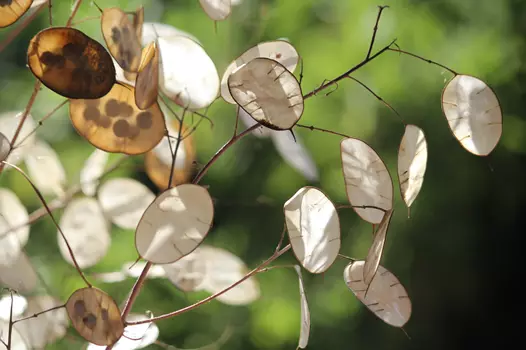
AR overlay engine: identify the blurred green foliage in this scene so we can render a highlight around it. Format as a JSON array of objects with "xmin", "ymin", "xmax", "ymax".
[{"xmin": 1, "ymin": 0, "xmax": 525, "ymax": 349}]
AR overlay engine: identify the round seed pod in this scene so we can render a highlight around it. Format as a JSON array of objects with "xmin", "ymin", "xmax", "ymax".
[
  {"xmin": 135, "ymin": 42, "xmax": 159, "ymax": 110},
  {"xmin": 69, "ymin": 83, "xmax": 165, "ymax": 155},
  {"xmin": 0, "ymin": 0, "xmax": 32, "ymax": 28},
  {"xmin": 66, "ymin": 287, "xmax": 124, "ymax": 346},
  {"xmin": 101, "ymin": 7, "xmax": 142, "ymax": 73},
  {"xmin": 27, "ymin": 27, "xmax": 116, "ymax": 99}
]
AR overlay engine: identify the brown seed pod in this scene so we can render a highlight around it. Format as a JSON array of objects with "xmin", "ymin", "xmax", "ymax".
[
  {"xmin": 135, "ymin": 42, "xmax": 159, "ymax": 110},
  {"xmin": 27, "ymin": 27, "xmax": 116, "ymax": 99},
  {"xmin": 101, "ymin": 7, "xmax": 142, "ymax": 73},
  {"xmin": 69, "ymin": 83, "xmax": 165, "ymax": 155},
  {"xmin": 65, "ymin": 287, "xmax": 124, "ymax": 346},
  {"xmin": 0, "ymin": 0, "xmax": 32, "ymax": 28},
  {"xmin": 132, "ymin": 5, "xmax": 144, "ymax": 42},
  {"xmin": 145, "ymin": 121, "xmax": 195, "ymax": 189}
]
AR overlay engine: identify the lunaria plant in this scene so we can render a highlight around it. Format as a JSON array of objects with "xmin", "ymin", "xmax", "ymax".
[{"xmin": 0, "ymin": 1, "xmax": 504, "ymax": 349}]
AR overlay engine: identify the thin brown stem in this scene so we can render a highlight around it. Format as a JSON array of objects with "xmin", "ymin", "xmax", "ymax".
[
  {"xmin": 69, "ymin": 15, "xmax": 101, "ymax": 26},
  {"xmin": 366, "ymin": 6, "xmax": 389, "ymax": 59},
  {"xmin": 336, "ymin": 204, "xmax": 388, "ymax": 213},
  {"xmin": 2, "ymin": 161, "xmax": 92, "ymax": 287},
  {"xmin": 167, "ymin": 115, "xmax": 185, "ymax": 188},
  {"xmin": 347, "ymin": 76, "xmax": 405, "ymax": 124},
  {"xmin": 65, "ymin": 0, "xmax": 83, "ymax": 27},
  {"xmin": 12, "ymin": 304, "xmax": 65, "ymax": 325},
  {"xmin": 119, "ymin": 262, "xmax": 151, "ymax": 321},
  {"xmin": 48, "ymin": 0, "xmax": 53, "ymax": 26},
  {"xmin": 303, "ymin": 39, "xmax": 397, "ymax": 100},
  {"xmin": 296, "ymin": 124, "xmax": 351, "ymax": 139},
  {"xmin": 126, "ymin": 244, "xmax": 292, "ymax": 326},
  {"xmin": 387, "ymin": 48, "xmax": 457, "ymax": 75}
]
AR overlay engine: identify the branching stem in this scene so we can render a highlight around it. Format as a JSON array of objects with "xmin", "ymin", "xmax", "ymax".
[{"xmin": 388, "ymin": 48, "xmax": 457, "ymax": 75}]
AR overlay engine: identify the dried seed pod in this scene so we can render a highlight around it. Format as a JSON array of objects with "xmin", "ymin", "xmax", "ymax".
[
  {"xmin": 228, "ymin": 57, "xmax": 304, "ymax": 130},
  {"xmin": 199, "ymin": 0, "xmax": 232, "ymax": 21},
  {"xmin": 0, "ymin": 0, "xmax": 32, "ymax": 28},
  {"xmin": 66, "ymin": 287, "xmax": 124, "ymax": 346},
  {"xmin": 135, "ymin": 42, "xmax": 159, "ymax": 110},
  {"xmin": 27, "ymin": 27, "xmax": 116, "ymax": 99},
  {"xmin": 101, "ymin": 7, "xmax": 142, "ymax": 73},
  {"xmin": 132, "ymin": 6, "xmax": 144, "ymax": 41},
  {"xmin": 69, "ymin": 83, "xmax": 165, "ymax": 155}
]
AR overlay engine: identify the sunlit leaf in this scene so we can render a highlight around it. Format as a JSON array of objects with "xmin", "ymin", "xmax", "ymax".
[
  {"xmin": 284, "ymin": 187, "xmax": 340, "ymax": 274},
  {"xmin": 0, "ymin": 0, "xmax": 32, "ymax": 28},
  {"xmin": 0, "ymin": 252, "xmax": 38, "ymax": 293},
  {"xmin": 397, "ymin": 125, "xmax": 427, "ymax": 209},
  {"xmin": 24, "ymin": 139, "xmax": 66, "ymax": 196},
  {"xmin": 442, "ymin": 74, "xmax": 502, "ymax": 156},
  {"xmin": 228, "ymin": 58, "xmax": 303, "ymax": 130},
  {"xmin": 0, "ymin": 111, "xmax": 37, "ymax": 166},
  {"xmin": 340, "ymin": 138, "xmax": 393, "ymax": 224},
  {"xmin": 80, "ymin": 149, "xmax": 109, "ymax": 197},
  {"xmin": 221, "ymin": 40, "xmax": 299, "ymax": 104},
  {"xmin": 199, "ymin": 245, "xmax": 260, "ymax": 305},
  {"xmin": 294, "ymin": 266, "xmax": 310, "ymax": 349},
  {"xmin": 0, "ymin": 188, "xmax": 30, "ymax": 265},
  {"xmin": 363, "ymin": 209, "xmax": 393, "ymax": 285},
  {"xmin": 57, "ymin": 197, "xmax": 110, "ymax": 268},
  {"xmin": 98, "ymin": 178, "xmax": 155, "ymax": 230},
  {"xmin": 157, "ymin": 35, "xmax": 219, "ymax": 110},
  {"xmin": 162, "ymin": 249, "xmax": 207, "ymax": 292},
  {"xmin": 135, "ymin": 184, "xmax": 214, "ymax": 264},
  {"xmin": 344, "ymin": 261, "xmax": 411, "ymax": 327},
  {"xmin": 27, "ymin": 27, "xmax": 116, "ymax": 99},
  {"xmin": 66, "ymin": 287, "xmax": 124, "ymax": 346},
  {"xmin": 14, "ymin": 295, "xmax": 68, "ymax": 349},
  {"xmin": 199, "ymin": 0, "xmax": 231, "ymax": 21},
  {"xmin": 271, "ymin": 130, "xmax": 319, "ymax": 181},
  {"xmin": 135, "ymin": 42, "xmax": 159, "ymax": 110},
  {"xmin": 0, "ymin": 294, "xmax": 27, "ymax": 320},
  {"xmin": 69, "ymin": 82, "xmax": 165, "ymax": 155}
]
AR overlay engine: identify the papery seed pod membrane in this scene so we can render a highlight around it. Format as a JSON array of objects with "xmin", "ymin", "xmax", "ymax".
[
  {"xmin": 228, "ymin": 57, "xmax": 304, "ymax": 130},
  {"xmin": 221, "ymin": 40, "xmax": 300, "ymax": 104},
  {"xmin": 80, "ymin": 149, "xmax": 109, "ymax": 197},
  {"xmin": 0, "ymin": 111, "xmax": 37, "ymax": 166},
  {"xmin": 294, "ymin": 266, "xmax": 310, "ymax": 349},
  {"xmin": 363, "ymin": 209, "xmax": 393, "ymax": 285},
  {"xmin": 142, "ymin": 22, "xmax": 200, "ymax": 46},
  {"xmin": 0, "ymin": 188, "xmax": 30, "ymax": 265},
  {"xmin": 397, "ymin": 125, "xmax": 427, "ymax": 209},
  {"xmin": 135, "ymin": 42, "xmax": 159, "ymax": 110},
  {"xmin": 69, "ymin": 83, "xmax": 165, "ymax": 155},
  {"xmin": 199, "ymin": 0, "xmax": 232, "ymax": 21},
  {"xmin": 27, "ymin": 27, "xmax": 116, "ymax": 99},
  {"xmin": 441, "ymin": 74, "xmax": 502, "ymax": 156},
  {"xmin": 0, "ymin": 252, "xmax": 38, "ymax": 293},
  {"xmin": 0, "ymin": 0, "xmax": 32, "ymax": 28},
  {"xmin": 24, "ymin": 139, "xmax": 66, "ymax": 196}
]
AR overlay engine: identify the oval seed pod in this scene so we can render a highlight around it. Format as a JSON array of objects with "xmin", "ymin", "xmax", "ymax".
[
  {"xmin": 0, "ymin": 132, "xmax": 10, "ymax": 162},
  {"xmin": 80, "ymin": 149, "xmax": 109, "ymax": 197},
  {"xmin": 199, "ymin": 0, "xmax": 231, "ymax": 21},
  {"xmin": 228, "ymin": 57, "xmax": 304, "ymax": 130},
  {"xmin": 69, "ymin": 83, "xmax": 165, "ymax": 155},
  {"xmin": 0, "ymin": 0, "xmax": 32, "ymax": 28},
  {"xmin": 135, "ymin": 42, "xmax": 159, "ymax": 110},
  {"xmin": 144, "ymin": 120, "xmax": 195, "ymax": 189},
  {"xmin": 27, "ymin": 27, "xmax": 116, "ymax": 99},
  {"xmin": 0, "ymin": 188, "xmax": 30, "ymax": 266},
  {"xmin": 132, "ymin": 6, "xmax": 144, "ymax": 41},
  {"xmin": 344, "ymin": 261, "xmax": 411, "ymax": 327},
  {"xmin": 162, "ymin": 249, "xmax": 207, "ymax": 292},
  {"xmin": 66, "ymin": 287, "xmax": 124, "ymax": 346},
  {"xmin": 142, "ymin": 22, "xmax": 200, "ymax": 46},
  {"xmin": 101, "ymin": 7, "xmax": 142, "ymax": 73},
  {"xmin": 0, "ymin": 252, "xmax": 37, "ymax": 293},
  {"xmin": 441, "ymin": 74, "xmax": 502, "ymax": 156},
  {"xmin": 340, "ymin": 138, "xmax": 393, "ymax": 224},
  {"xmin": 363, "ymin": 209, "xmax": 393, "ymax": 285},
  {"xmin": 135, "ymin": 184, "xmax": 214, "ymax": 264},
  {"xmin": 397, "ymin": 125, "xmax": 427, "ymax": 210},
  {"xmin": 284, "ymin": 187, "xmax": 340, "ymax": 274},
  {"xmin": 221, "ymin": 40, "xmax": 300, "ymax": 104}
]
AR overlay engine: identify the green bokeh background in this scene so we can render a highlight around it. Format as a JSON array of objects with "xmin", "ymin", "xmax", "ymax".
[{"xmin": 1, "ymin": 0, "xmax": 525, "ymax": 349}]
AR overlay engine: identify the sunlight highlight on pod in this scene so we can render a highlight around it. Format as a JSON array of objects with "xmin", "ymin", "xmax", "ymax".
[
  {"xmin": 141, "ymin": 22, "xmax": 200, "ymax": 46},
  {"xmin": 441, "ymin": 74, "xmax": 502, "ymax": 156},
  {"xmin": 341, "ymin": 138, "xmax": 393, "ymax": 224},
  {"xmin": 0, "ymin": 0, "xmax": 32, "ymax": 28},
  {"xmin": 144, "ymin": 120, "xmax": 196, "ymax": 189},
  {"xmin": 57, "ymin": 197, "xmax": 110, "ymax": 269},
  {"xmin": 364, "ymin": 209, "xmax": 393, "ymax": 285},
  {"xmin": 24, "ymin": 139, "xmax": 66, "ymax": 196},
  {"xmin": 97, "ymin": 177, "xmax": 155, "ymax": 230},
  {"xmin": 135, "ymin": 41, "xmax": 159, "ymax": 110},
  {"xmin": 27, "ymin": 27, "xmax": 116, "ymax": 99},
  {"xmin": 344, "ymin": 261, "xmax": 411, "ymax": 327},
  {"xmin": 397, "ymin": 125, "xmax": 427, "ymax": 210},
  {"xmin": 0, "ymin": 188, "xmax": 30, "ymax": 265},
  {"xmin": 199, "ymin": 0, "xmax": 231, "ymax": 21},
  {"xmin": 221, "ymin": 40, "xmax": 300, "ymax": 104},
  {"xmin": 0, "ymin": 111, "xmax": 36, "ymax": 166},
  {"xmin": 101, "ymin": 7, "xmax": 142, "ymax": 73},
  {"xmin": 13, "ymin": 295, "xmax": 68, "ymax": 349},
  {"xmin": 135, "ymin": 184, "xmax": 214, "ymax": 264},
  {"xmin": 80, "ymin": 149, "xmax": 109, "ymax": 196},
  {"xmin": 294, "ymin": 265, "xmax": 310, "ymax": 349},
  {"xmin": 228, "ymin": 57, "xmax": 304, "ymax": 130},
  {"xmin": 199, "ymin": 245, "xmax": 260, "ymax": 305},
  {"xmin": 69, "ymin": 83, "xmax": 165, "ymax": 155},
  {"xmin": 157, "ymin": 35, "xmax": 219, "ymax": 110},
  {"xmin": 66, "ymin": 287, "xmax": 124, "ymax": 346},
  {"xmin": 284, "ymin": 187, "xmax": 340, "ymax": 274}
]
